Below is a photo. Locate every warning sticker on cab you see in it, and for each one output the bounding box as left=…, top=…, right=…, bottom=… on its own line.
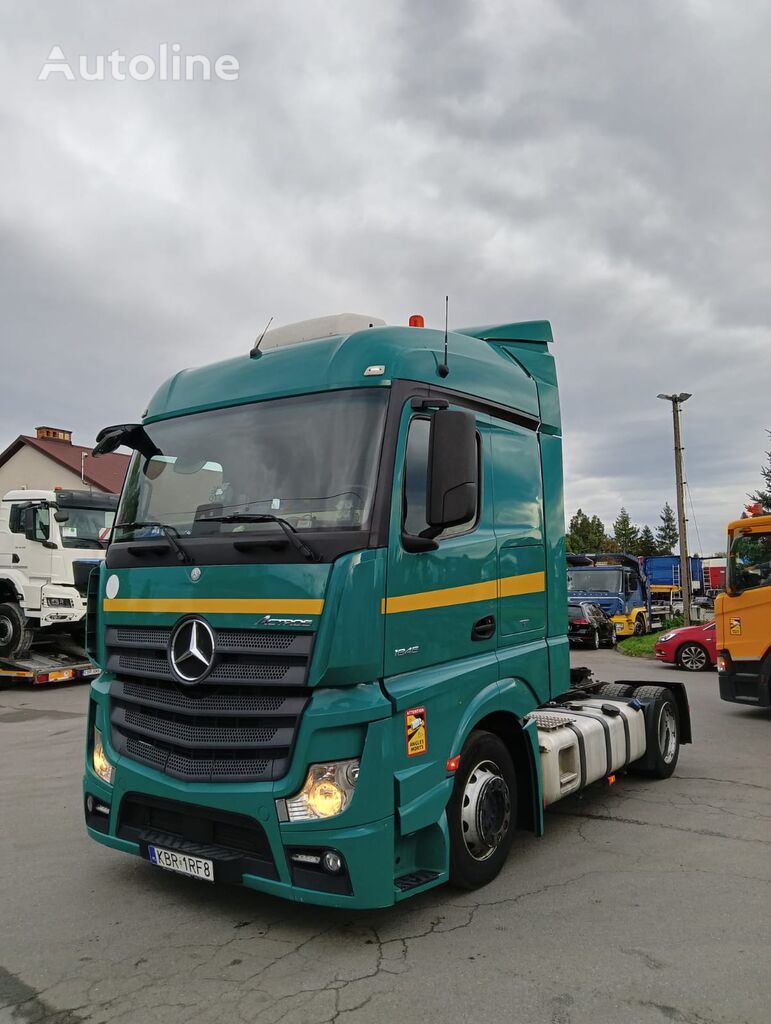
left=729, top=617, right=742, bottom=635
left=406, top=706, right=427, bottom=757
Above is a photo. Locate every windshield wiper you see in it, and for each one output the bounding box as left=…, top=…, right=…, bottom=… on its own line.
left=115, top=521, right=193, bottom=564
left=200, top=513, right=321, bottom=562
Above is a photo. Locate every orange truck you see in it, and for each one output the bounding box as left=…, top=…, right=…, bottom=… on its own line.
left=715, top=509, right=771, bottom=706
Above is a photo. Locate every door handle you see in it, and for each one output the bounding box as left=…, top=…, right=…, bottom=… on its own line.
left=471, top=615, right=496, bottom=641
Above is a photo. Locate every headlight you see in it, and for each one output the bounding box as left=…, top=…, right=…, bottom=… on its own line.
left=283, top=760, right=359, bottom=822
left=93, top=727, right=115, bottom=785
left=658, top=632, right=676, bottom=642
left=45, top=597, right=74, bottom=608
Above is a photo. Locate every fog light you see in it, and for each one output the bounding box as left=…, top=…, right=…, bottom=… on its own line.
left=93, top=727, right=115, bottom=785
left=322, top=850, right=343, bottom=874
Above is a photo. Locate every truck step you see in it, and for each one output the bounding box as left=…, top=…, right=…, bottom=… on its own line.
left=395, top=870, right=440, bottom=892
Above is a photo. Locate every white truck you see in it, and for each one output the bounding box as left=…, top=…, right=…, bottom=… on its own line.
left=0, top=488, right=117, bottom=663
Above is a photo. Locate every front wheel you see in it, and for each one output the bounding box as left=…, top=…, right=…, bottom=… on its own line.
left=0, top=602, right=33, bottom=660
left=633, top=616, right=646, bottom=636
left=449, top=730, right=517, bottom=890
left=677, top=643, right=709, bottom=672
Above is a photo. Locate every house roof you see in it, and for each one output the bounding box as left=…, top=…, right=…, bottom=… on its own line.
left=0, top=435, right=130, bottom=494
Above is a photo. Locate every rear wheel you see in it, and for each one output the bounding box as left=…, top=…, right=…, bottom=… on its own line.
left=677, top=643, right=709, bottom=672
left=597, top=682, right=636, bottom=699
left=449, top=730, right=517, bottom=890
left=590, top=629, right=600, bottom=650
left=630, top=685, right=680, bottom=778
left=0, top=602, right=33, bottom=660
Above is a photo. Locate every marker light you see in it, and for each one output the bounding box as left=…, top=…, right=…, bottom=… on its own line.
left=92, top=727, right=115, bottom=785
left=283, top=760, right=360, bottom=822
left=446, top=754, right=462, bottom=772
left=408, top=314, right=425, bottom=327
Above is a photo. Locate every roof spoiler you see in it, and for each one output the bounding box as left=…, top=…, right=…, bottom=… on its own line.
left=456, top=321, right=553, bottom=345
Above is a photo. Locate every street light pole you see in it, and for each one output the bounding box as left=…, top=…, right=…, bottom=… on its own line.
left=657, top=392, right=692, bottom=625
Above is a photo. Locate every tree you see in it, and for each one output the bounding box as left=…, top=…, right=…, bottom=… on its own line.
left=747, top=429, right=771, bottom=513
left=638, top=525, right=658, bottom=556
left=656, top=502, right=679, bottom=554
left=613, top=507, right=639, bottom=552
left=566, top=508, right=609, bottom=553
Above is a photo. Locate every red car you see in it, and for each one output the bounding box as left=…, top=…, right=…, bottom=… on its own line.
left=654, top=621, right=717, bottom=672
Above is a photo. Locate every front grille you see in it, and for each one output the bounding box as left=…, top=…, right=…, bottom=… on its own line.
left=106, top=624, right=312, bottom=782
left=117, top=793, right=278, bottom=881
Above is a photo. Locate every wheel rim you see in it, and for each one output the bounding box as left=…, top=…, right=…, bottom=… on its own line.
left=680, top=645, right=706, bottom=671
left=593, top=630, right=599, bottom=649
left=657, top=704, right=678, bottom=764
left=461, top=759, right=512, bottom=861
left=634, top=618, right=644, bottom=636
left=0, top=615, right=13, bottom=646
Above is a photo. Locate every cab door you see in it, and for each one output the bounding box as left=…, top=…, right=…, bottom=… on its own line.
left=383, top=401, right=498, bottom=680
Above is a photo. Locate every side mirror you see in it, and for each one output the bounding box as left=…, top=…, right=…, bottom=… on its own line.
left=54, top=510, right=70, bottom=523
left=93, top=423, right=161, bottom=460
left=23, top=507, right=37, bottom=541
left=426, top=409, right=478, bottom=529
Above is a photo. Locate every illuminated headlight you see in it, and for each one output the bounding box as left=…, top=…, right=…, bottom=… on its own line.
left=45, top=597, right=74, bottom=608
left=283, top=760, right=359, bottom=822
left=92, top=727, right=115, bottom=785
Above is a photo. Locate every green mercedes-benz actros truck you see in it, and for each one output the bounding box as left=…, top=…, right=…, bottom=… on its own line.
left=83, top=313, right=691, bottom=908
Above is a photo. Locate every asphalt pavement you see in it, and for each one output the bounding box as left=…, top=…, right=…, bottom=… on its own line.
left=1, top=649, right=769, bottom=1024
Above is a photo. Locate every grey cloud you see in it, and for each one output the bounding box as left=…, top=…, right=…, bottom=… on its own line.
left=0, top=0, right=768, bottom=552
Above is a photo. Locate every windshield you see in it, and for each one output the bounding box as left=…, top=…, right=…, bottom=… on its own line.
left=115, top=389, right=388, bottom=539
left=729, top=531, right=771, bottom=594
left=58, top=505, right=116, bottom=549
left=567, top=568, right=622, bottom=594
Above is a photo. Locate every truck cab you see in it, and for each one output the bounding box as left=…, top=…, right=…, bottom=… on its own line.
left=567, top=553, right=650, bottom=637
left=0, top=489, right=117, bottom=658
left=82, top=314, right=688, bottom=908
left=716, top=512, right=771, bottom=706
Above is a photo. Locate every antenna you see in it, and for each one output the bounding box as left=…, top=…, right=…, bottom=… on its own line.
left=437, top=295, right=450, bottom=378
left=249, top=316, right=274, bottom=359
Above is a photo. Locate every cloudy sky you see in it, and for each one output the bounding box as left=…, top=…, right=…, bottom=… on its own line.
left=1, top=0, right=769, bottom=553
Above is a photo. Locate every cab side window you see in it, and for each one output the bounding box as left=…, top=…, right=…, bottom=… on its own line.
left=403, top=416, right=479, bottom=541
left=34, top=507, right=50, bottom=542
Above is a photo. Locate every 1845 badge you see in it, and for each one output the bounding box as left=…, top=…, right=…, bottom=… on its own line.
left=405, top=706, right=427, bottom=757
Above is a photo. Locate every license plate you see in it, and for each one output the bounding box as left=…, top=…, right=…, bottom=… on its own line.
left=82, top=667, right=99, bottom=677
left=49, top=669, right=74, bottom=681
left=148, top=845, right=214, bottom=882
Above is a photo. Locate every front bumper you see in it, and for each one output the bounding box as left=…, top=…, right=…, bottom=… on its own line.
left=718, top=656, right=771, bottom=707
left=83, top=679, right=448, bottom=908
left=39, top=585, right=86, bottom=627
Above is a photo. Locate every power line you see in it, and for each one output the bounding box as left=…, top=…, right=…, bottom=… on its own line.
left=681, top=449, right=705, bottom=555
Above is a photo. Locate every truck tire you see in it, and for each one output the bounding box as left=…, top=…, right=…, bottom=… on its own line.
left=0, top=602, right=33, bottom=660
left=448, top=730, right=517, bottom=890
left=596, top=682, right=636, bottom=699
left=630, top=685, right=680, bottom=778
left=676, top=642, right=709, bottom=672
left=633, top=615, right=646, bottom=636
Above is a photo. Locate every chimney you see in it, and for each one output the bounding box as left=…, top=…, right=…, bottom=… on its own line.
left=36, top=426, right=72, bottom=443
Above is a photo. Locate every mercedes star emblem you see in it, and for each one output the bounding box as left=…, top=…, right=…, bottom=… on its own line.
left=169, top=617, right=216, bottom=684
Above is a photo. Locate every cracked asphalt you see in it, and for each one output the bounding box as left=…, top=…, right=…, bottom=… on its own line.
left=1, top=651, right=770, bottom=1024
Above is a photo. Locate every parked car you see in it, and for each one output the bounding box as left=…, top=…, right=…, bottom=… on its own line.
left=654, top=621, right=717, bottom=671
left=568, top=602, right=617, bottom=649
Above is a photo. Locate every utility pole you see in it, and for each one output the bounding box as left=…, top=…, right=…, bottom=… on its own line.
left=657, top=392, right=692, bottom=625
